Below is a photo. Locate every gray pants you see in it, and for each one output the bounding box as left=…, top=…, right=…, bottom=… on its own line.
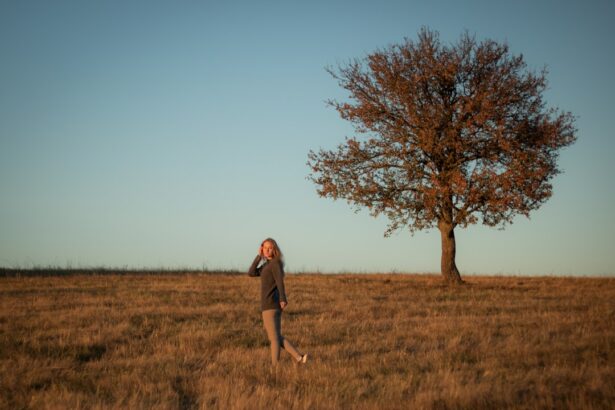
left=262, top=309, right=302, bottom=364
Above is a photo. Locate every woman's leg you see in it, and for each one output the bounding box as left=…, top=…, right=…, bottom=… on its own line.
left=262, top=309, right=303, bottom=364
left=274, top=310, right=303, bottom=361
left=262, top=309, right=281, bottom=364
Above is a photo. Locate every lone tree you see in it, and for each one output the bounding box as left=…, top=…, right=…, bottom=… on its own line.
left=307, top=28, right=576, bottom=284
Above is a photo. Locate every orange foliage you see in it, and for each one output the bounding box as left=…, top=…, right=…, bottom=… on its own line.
left=308, top=28, right=576, bottom=282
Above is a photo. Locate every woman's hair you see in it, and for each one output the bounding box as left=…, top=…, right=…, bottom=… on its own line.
left=262, top=237, right=284, bottom=267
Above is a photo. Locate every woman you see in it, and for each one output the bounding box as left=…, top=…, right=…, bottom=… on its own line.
left=248, top=238, right=307, bottom=365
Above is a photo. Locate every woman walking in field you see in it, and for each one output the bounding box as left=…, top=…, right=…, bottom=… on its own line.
left=248, top=238, right=308, bottom=365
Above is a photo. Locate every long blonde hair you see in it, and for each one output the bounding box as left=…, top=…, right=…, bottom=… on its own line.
left=262, top=237, right=284, bottom=268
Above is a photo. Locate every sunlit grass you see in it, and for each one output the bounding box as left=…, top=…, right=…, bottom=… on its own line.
left=1, top=272, right=614, bottom=409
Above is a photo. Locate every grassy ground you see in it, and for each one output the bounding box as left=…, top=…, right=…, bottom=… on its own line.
left=1, top=272, right=614, bottom=409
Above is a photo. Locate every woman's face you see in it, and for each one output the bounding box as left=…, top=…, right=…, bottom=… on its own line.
left=262, top=241, right=274, bottom=260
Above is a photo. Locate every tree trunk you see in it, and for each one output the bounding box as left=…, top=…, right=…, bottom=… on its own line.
left=438, top=220, right=464, bottom=285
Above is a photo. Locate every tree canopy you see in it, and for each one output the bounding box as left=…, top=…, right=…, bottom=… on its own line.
left=307, top=28, right=576, bottom=283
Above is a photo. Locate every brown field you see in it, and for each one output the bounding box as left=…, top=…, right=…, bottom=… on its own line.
left=1, top=271, right=614, bottom=409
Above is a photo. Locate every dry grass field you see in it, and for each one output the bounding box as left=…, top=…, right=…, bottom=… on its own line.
left=1, top=271, right=614, bottom=409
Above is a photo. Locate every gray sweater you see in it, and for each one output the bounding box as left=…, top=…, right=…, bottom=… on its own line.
left=248, top=255, right=287, bottom=311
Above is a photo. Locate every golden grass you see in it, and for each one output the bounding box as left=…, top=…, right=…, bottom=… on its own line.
left=1, top=273, right=614, bottom=409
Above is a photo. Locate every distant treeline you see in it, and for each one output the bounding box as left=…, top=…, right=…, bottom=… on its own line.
left=0, top=267, right=243, bottom=278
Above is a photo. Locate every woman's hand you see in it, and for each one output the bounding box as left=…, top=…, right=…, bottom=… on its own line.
left=280, top=301, right=287, bottom=310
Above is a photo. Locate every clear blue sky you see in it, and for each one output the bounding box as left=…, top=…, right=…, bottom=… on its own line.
left=1, top=0, right=613, bottom=275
